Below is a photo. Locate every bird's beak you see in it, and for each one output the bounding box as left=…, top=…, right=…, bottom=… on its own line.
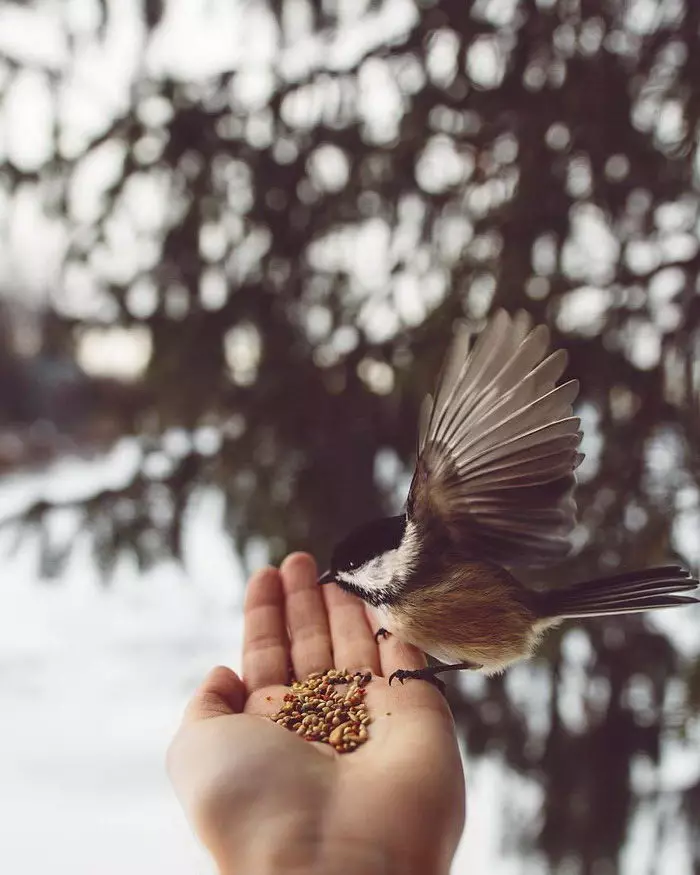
left=317, top=569, right=335, bottom=585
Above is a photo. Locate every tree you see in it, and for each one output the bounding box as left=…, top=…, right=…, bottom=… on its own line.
left=1, top=0, right=699, bottom=870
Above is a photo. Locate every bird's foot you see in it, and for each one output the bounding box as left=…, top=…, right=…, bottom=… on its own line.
left=374, top=628, right=391, bottom=644
left=388, top=668, right=447, bottom=696
left=388, top=661, right=484, bottom=696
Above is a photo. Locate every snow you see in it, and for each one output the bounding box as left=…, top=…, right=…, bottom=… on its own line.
left=0, top=462, right=244, bottom=875
left=1, top=447, right=698, bottom=874
left=0, top=457, right=500, bottom=874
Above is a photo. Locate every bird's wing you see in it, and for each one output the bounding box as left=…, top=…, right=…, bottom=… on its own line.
left=407, top=309, right=583, bottom=566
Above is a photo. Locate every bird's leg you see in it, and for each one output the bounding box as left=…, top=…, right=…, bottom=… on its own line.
left=388, top=661, right=483, bottom=694
left=373, top=628, right=391, bottom=644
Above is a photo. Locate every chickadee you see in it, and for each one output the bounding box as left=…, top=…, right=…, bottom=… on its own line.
left=318, top=309, right=699, bottom=688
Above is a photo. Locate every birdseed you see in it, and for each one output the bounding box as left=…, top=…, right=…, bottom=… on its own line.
left=269, top=669, right=373, bottom=754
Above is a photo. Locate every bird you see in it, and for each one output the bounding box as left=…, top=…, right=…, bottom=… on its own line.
left=317, top=309, right=699, bottom=689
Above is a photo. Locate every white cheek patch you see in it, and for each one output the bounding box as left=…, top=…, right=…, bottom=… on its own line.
left=396, top=521, right=419, bottom=580
left=338, top=551, right=397, bottom=593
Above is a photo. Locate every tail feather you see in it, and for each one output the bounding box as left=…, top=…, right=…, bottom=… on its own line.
left=558, top=576, right=696, bottom=605
left=540, top=565, right=699, bottom=621
left=562, top=565, right=690, bottom=592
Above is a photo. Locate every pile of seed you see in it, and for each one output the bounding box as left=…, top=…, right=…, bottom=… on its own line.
left=269, top=669, right=372, bottom=753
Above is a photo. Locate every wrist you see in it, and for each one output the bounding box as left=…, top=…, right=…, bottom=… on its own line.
left=214, top=835, right=397, bottom=875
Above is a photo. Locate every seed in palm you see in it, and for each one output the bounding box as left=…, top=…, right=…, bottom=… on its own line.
left=269, top=669, right=373, bottom=753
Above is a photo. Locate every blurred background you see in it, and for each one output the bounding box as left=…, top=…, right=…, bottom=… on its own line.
left=0, top=0, right=699, bottom=872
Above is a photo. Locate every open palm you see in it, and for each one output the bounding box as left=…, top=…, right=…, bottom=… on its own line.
left=168, top=553, right=465, bottom=875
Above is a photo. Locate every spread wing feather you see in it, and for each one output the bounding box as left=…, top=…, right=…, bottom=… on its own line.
left=408, top=309, right=583, bottom=566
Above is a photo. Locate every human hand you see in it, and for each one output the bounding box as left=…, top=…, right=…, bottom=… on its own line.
left=167, top=553, right=465, bottom=875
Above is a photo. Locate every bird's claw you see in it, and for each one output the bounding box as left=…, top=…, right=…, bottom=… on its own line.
left=387, top=663, right=483, bottom=695
left=388, top=669, right=446, bottom=695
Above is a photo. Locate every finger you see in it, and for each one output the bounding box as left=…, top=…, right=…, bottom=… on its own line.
left=323, top=583, right=381, bottom=675
left=364, top=606, right=427, bottom=678
left=243, top=566, right=289, bottom=691
left=181, top=666, right=245, bottom=726
left=281, top=552, right=333, bottom=679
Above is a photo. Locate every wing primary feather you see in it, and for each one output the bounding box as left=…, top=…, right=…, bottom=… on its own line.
left=456, top=432, right=581, bottom=479
left=424, top=323, right=475, bottom=451
left=457, top=448, right=580, bottom=490
left=409, top=310, right=583, bottom=566
left=436, top=323, right=554, bottom=451
left=418, top=394, right=433, bottom=452
left=452, top=418, right=581, bottom=475
left=429, top=311, right=514, bottom=448
left=460, top=344, right=566, bottom=432
left=450, top=380, right=580, bottom=466
left=444, top=353, right=576, bottom=453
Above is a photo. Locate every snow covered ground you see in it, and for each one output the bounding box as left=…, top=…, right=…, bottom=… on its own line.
left=0, top=450, right=507, bottom=875
left=0, top=446, right=697, bottom=874
left=0, top=479, right=242, bottom=875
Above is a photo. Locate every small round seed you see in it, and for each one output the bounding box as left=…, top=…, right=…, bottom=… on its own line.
left=269, top=668, right=375, bottom=753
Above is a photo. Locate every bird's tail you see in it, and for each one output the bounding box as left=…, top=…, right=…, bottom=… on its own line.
left=537, top=565, right=698, bottom=623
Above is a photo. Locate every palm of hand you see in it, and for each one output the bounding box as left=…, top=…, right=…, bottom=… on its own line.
left=169, top=554, right=465, bottom=875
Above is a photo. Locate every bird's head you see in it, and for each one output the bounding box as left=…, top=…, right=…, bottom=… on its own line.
left=317, top=514, right=410, bottom=606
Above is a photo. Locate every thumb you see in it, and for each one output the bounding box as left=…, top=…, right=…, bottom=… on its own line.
left=182, top=665, right=246, bottom=725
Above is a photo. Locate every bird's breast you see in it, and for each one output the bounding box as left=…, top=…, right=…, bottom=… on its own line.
left=373, top=602, right=478, bottom=665
left=375, top=562, right=543, bottom=674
